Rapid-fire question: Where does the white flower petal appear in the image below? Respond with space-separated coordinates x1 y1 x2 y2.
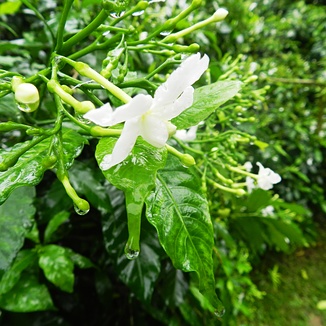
244 161 253 172
140 114 169 148
175 125 198 141
100 119 140 170
153 53 209 107
159 86 194 120
83 103 113 127
109 94 153 125
246 176 256 193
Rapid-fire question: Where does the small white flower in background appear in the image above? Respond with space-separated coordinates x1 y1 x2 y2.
244 161 281 192
244 161 253 172
175 125 198 142
256 162 281 190
261 205 275 217
84 53 209 170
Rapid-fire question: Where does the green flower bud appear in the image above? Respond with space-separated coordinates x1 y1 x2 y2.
180 153 196 167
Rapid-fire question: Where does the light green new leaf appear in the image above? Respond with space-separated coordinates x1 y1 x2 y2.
0 272 54 312
38 245 74 293
0 187 36 271
146 156 224 315
172 80 242 129
0 128 87 204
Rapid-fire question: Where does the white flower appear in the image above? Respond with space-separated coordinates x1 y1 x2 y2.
246 176 255 193
84 53 209 170
256 162 281 190
175 125 198 142
244 161 253 172
261 205 275 217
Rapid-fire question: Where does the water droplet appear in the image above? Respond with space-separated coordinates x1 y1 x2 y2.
132 10 144 16
160 30 172 36
124 245 140 260
110 11 125 18
16 102 35 113
214 307 226 318
74 204 90 216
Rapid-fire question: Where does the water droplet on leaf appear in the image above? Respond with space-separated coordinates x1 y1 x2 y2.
74 204 90 216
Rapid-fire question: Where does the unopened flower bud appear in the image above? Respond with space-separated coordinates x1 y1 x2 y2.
14 83 40 112
180 153 196 167
212 8 229 22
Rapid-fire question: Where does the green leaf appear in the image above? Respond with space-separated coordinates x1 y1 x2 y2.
64 248 95 269
38 245 74 293
96 137 167 256
160 264 188 308
172 80 242 129
0 1 22 15
44 211 70 244
95 137 167 195
146 156 224 315
0 250 37 294
0 94 22 121
0 187 36 270
246 189 272 212
0 128 87 204
0 272 54 312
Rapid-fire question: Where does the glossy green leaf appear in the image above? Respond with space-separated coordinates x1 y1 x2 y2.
160 264 188 308
0 249 37 294
0 272 54 312
0 94 22 121
64 248 95 269
44 211 70 244
38 245 74 293
146 156 224 315
0 128 87 204
96 137 167 257
0 187 36 270
172 80 242 129
95 137 167 195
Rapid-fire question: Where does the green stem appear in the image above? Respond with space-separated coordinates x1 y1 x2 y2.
60 57 131 103
55 0 74 52
61 9 108 54
206 177 246 196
